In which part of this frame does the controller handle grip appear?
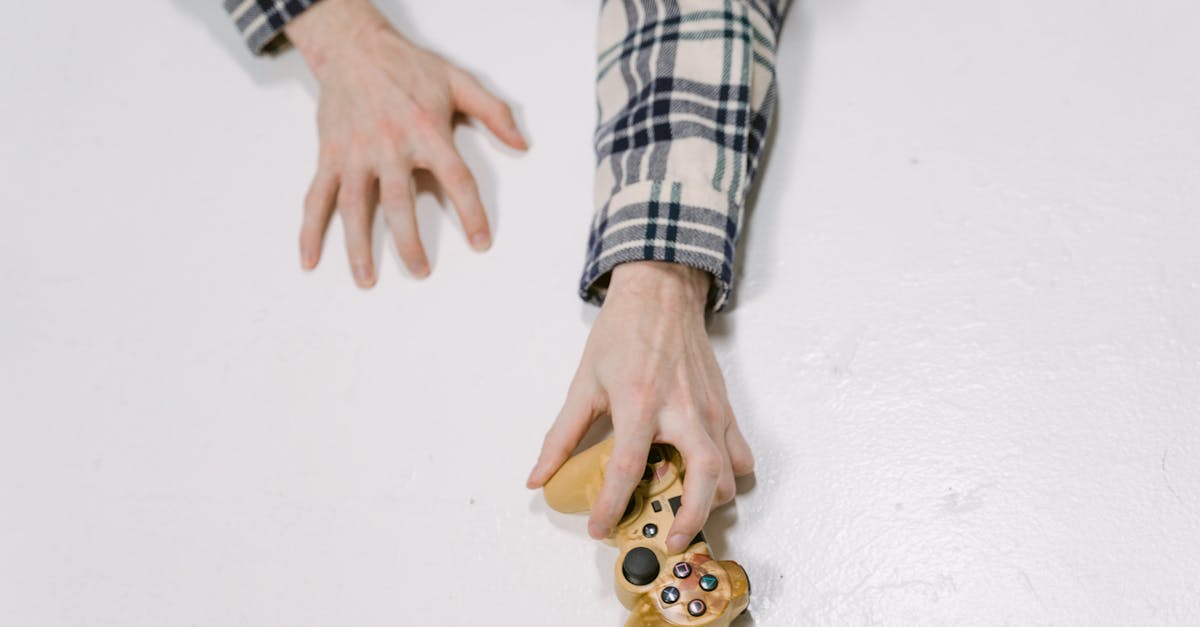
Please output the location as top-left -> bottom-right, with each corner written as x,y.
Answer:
621,560 -> 750,627
543,438 -> 615,514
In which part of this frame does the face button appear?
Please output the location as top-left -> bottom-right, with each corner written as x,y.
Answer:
687,599 -> 707,617
642,523 -> 658,538
672,562 -> 692,579
660,586 -> 680,604
699,574 -> 719,591
621,547 -> 660,586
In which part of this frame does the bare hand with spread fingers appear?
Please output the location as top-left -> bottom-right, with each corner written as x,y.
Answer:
284,0 -> 527,287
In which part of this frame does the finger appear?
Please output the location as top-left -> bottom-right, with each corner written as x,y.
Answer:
424,142 -> 490,251
526,380 -> 602,489
379,168 -> 429,278
300,167 -> 338,270
725,419 -> 755,477
712,439 -> 737,507
666,434 -> 722,553
337,169 -> 376,288
449,69 -> 527,150
588,415 -> 654,540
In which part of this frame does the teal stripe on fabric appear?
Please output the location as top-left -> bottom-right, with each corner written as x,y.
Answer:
645,180 -> 664,259
712,0 -> 734,192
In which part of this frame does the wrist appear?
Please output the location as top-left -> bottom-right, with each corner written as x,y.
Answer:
284,0 -> 389,74
607,262 -> 711,314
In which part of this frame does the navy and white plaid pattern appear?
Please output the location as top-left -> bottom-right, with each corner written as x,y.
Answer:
583,0 -> 788,311
224,0 -> 319,54
224,0 -> 788,310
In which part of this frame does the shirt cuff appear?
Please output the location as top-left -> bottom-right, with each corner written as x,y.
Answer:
580,180 -> 740,312
224,0 -> 321,55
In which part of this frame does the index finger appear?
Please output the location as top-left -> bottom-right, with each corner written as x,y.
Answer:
420,139 -> 490,252
587,418 -> 654,540
665,434 -> 722,553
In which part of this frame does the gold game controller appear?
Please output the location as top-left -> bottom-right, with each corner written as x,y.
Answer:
543,439 -> 750,627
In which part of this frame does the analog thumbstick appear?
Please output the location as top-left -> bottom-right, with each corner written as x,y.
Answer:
621,547 -> 660,586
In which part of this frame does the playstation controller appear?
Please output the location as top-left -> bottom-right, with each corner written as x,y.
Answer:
543,439 -> 750,626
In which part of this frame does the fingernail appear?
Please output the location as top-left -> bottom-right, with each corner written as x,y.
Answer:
411,262 -> 430,278
301,252 -> 316,270
668,533 -> 688,552
525,465 -> 539,486
354,265 -> 374,285
588,523 -> 608,539
470,232 -> 491,251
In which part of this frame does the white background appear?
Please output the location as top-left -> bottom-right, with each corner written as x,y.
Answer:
3,1 -> 1199,625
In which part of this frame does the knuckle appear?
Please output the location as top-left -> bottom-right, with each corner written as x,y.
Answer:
407,105 -> 439,132
611,455 -> 645,478
456,69 -> 482,90
317,142 -> 342,168
622,381 -> 656,413
338,195 -> 365,211
346,133 -> 370,155
692,452 -> 722,479
715,479 -> 736,504
732,457 -> 754,475
382,201 -> 404,220
378,114 -> 407,140
592,497 -> 617,519
443,163 -> 474,190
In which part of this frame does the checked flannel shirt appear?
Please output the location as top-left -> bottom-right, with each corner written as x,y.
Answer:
226,0 -> 789,311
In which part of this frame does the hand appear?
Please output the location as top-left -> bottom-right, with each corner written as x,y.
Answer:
527,262 -> 755,553
284,0 -> 527,287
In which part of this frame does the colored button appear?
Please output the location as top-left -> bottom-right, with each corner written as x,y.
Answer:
643,523 -> 658,538
661,586 -> 680,604
687,599 -> 707,617
672,562 -> 692,579
699,574 -> 719,591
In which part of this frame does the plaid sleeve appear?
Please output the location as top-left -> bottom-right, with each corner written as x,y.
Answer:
582,0 -> 790,311
224,0 -> 321,55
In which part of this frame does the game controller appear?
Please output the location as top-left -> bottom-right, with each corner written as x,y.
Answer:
543,439 -> 750,627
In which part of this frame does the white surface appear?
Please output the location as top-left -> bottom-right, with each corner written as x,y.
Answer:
2,1 -> 1199,625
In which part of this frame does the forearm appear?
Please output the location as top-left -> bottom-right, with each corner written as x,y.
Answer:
581,0 -> 790,312
607,262 -> 710,318
282,0 -> 392,75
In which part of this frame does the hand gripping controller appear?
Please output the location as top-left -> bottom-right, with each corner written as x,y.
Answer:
543,439 -> 750,627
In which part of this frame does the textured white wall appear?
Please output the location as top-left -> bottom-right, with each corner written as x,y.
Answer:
2,1 -> 1198,625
